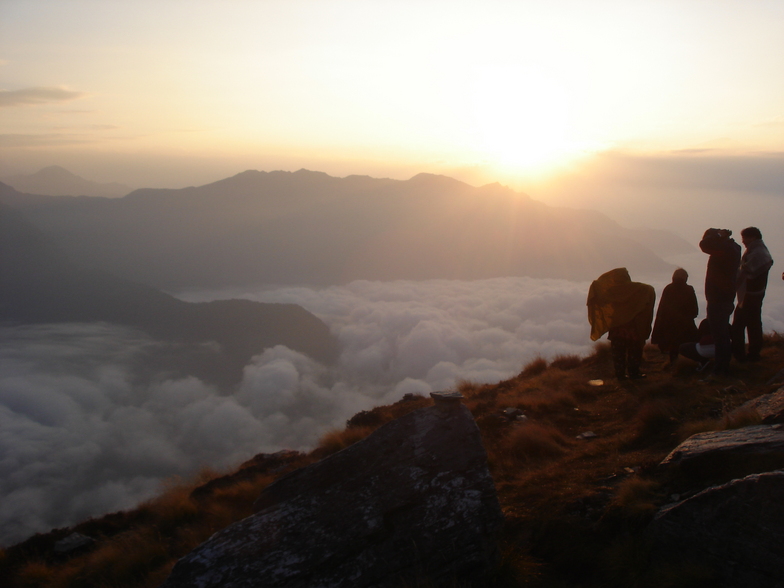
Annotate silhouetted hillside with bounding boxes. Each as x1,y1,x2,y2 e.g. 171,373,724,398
0,171,684,290
0,203,338,388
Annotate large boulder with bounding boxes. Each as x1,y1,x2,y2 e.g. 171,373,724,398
648,470,784,587
162,399,503,588
659,424,784,485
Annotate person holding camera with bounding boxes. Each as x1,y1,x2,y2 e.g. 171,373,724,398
699,228,742,377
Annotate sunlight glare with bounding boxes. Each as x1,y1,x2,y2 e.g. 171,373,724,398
471,65,576,173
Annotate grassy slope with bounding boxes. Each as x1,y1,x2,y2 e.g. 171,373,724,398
3,335,783,588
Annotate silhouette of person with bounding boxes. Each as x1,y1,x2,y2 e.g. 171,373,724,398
731,227,774,362
587,268,656,380
651,268,699,366
699,228,741,377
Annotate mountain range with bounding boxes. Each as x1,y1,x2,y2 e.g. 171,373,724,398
0,169,692,290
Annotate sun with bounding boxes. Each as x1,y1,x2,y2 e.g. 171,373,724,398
470,65,576,174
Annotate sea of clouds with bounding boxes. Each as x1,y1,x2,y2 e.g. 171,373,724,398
2,275,783,546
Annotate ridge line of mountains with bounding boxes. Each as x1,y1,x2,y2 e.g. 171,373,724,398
0,167,692,291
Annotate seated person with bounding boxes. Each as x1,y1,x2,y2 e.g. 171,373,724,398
678,319,714,371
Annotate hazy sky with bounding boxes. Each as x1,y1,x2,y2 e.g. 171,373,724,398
1,0,783,188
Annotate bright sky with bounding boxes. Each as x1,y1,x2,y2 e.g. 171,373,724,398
1,0,783,187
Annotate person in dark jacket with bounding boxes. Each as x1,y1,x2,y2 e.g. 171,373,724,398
587,268,656,380
732,227,774,362
699,228,742,377
651,268,699,366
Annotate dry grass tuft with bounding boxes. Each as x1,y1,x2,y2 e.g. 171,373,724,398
314,426,375,458
14,561,55,588
62,526,169,587
499,422,572,464
138,480,200,535
549,354,582,371
519,357,548,378
456,379,484,398
678,406,762,441
611,476,663,519
628,400,679,447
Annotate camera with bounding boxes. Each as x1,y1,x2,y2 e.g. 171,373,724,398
704,228,732,239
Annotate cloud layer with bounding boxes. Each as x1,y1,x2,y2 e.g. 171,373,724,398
3,276,783,546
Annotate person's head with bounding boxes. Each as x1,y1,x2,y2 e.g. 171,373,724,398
672,268,688,284
703,228,732,240
740,226,762,247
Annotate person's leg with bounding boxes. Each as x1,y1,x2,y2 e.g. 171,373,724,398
744,293,765,359
611,339,627,379
627,339,644,378
708,299,733,375
731,304,747,361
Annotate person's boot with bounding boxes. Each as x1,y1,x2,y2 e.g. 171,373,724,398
628,342,645,379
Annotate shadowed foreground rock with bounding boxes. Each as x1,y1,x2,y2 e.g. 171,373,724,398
162,400,503,588
649,470,784,587
659,424,784,483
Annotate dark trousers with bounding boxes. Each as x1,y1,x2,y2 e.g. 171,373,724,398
732,292,765,360
610,338,644,379
707,298,734,375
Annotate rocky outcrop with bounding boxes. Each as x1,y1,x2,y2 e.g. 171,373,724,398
739,388,784,424
162,397,503,588
650,422,784,586
649,470,784,588
659,424,784,484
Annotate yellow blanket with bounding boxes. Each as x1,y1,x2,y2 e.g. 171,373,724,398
587,268,656,341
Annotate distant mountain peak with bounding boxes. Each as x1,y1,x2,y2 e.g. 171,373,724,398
34,165,75,177
2,166,130,198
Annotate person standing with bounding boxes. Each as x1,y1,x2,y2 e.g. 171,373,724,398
587,267,656,380
651,268,699,366
699,228,742,377
732,227,774,362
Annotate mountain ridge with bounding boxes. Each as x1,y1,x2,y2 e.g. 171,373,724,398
0,170,688,290
2,166,130,198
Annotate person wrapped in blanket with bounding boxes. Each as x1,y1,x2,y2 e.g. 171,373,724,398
587,268,656,380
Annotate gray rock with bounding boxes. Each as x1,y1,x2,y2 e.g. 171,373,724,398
649,470,784,587
739,388,784,424
162,403,503,588
660,425,784,482
53,532,94,554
